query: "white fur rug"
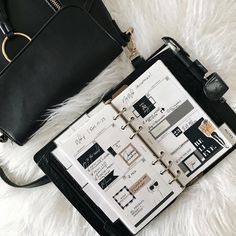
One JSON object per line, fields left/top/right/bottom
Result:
{"left": 0, "top": 0, "right": 236, "bottom": 235}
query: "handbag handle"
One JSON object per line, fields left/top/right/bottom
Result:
{"left": 0, "top": 166, "right": 51, "bottom": 188}
{"left": 0, "top": 0, "right": 32, "bottom": 62}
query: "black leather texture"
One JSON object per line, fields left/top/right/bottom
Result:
{"left": 0, "top": 5, "right": 123, "bottom": 145}
{"left": 0, "top": 0, "right": 53, "bottom": 69}
{"left": 0, "top": 0, "right": 126, "bottom": 70}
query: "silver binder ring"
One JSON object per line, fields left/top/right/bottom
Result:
{"left": 113, "top": 107, "right": 127, "bottom": 120}
{"left": 152, "top": 151, "right": 165, "bottom": 165}
{"left": 169, "top": 170, "right": 181, "bottom": 185}
{"left": 160, "top": 161, "right": 172, "bottom": 175}
{"left": 121, "top": 117, "right": 135, "bottom": 130}
{"left": 129, "top": 126, "right": 143, "bottom": 139}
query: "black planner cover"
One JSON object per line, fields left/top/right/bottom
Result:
{"left": 34, "top": 43, "right": 236, "bottom": 236}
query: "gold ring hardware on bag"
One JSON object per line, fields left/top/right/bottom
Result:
{"left": 1, "top": 32, "right": 31, "bottom": 62}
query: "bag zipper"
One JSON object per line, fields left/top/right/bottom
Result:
{"left": 45, "top": 0, "right": 63, "bottom": 12}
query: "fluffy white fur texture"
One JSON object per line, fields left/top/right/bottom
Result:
{"left": 0, "top": 0, "right": 236, "bottom": 235}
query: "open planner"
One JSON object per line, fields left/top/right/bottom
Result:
{"left": 35, "top": 39, "right": 236, "bottom": 236}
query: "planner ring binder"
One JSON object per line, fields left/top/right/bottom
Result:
{"left": 114, "top": 105, "right": 185, "bottom": 189}
{"left": 168, "top": 170, "right": 181, "bottom": 185}
{"left": 121, "top": 117, "right": 135, "bottom": 130}
{"left": 160, "top": 161, "right": 173, "bottom": 175}
{"left": 152, "top": 152, "right": 165, "bottom": 165}
{"left": 113, "top": 107, "right": 127, "bottom": 120}
{"left": 129, "top": 126, "right": 143, "bottom": 139}
{"left": 152, "top": 152, "right": 183, "bottom": 187}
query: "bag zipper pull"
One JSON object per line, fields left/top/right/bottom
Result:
{"left": 45, "top": 0, "right": 63, "bottom": 12}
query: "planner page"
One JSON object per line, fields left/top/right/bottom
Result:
{"left": 111, "top": 60, "right": 232, "bottom": 186}
{"left": 53, "top": 103, "right": 107, "bottom": 168}
{"left": 54, "top": 104, "right": 183, "bottom": 234}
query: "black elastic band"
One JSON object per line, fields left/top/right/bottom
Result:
{"left": 0, "top": 0, "right": 13, "bottom": 38}
{"left": 0, "top": 165, "right": 51, "bottom": 188}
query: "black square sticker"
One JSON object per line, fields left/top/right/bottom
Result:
{"left": 107, "top": 147, "right": 117, "bottom": 157}
{"left": 133, "top": 96, "right": 155, "bottom": 118}
{"left": 172, "top": 127, "right": 182, "bottom": 137}
{"left": 78, "top": 143, "right": 104, "bottom": 169}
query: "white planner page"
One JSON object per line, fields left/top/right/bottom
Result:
{"left": 55, "top": 104, "right": 183, "bottom": 234}
{"left": 112, "top": 60, "right": 232, "bottom": 186}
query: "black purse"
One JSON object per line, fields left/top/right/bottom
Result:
{"left": 0, "top": 0, "right": 130, "bottom": 145}
{"left": 0, "top": 0, "right": 132, "bottom": 187}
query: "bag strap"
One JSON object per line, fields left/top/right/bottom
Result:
{"left": 0, "top": 134, "right": 50, "bottom": 188}
{"left": 0, "top": 0, "right": 14, "bottom": 38}
{"left": 0, "top": 165, "right": 51, "bottom": 188}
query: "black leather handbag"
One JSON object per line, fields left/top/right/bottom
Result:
{"left": 0, "top": 0, "right": 131, "bottom": 188}
{"left": 0, "top": 0, "right": 129, "bottom": 146}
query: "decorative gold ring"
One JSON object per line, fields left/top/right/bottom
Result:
{"left": 1, "top": 32, "right": 31, "bottom": 62}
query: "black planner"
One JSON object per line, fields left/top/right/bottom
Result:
{"left": 34, "top": 38, "right": 236, "bottom": 236}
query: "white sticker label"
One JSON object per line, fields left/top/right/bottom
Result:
{"left": 219, "top": 124, "right": 236, "bottom": 145}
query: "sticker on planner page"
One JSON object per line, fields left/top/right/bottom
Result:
{"left": 78, "top": 143, "right": 104, "bottom": 169}
{"left": 133, "top": 95, "right": 156, "bottom": 118}
{"left": 113, "top": 186, "right": 136, "bottom": 210}
{"left": 107, "top": 146, "right": 117, "bottom": 157}
{"left": 184, "top": 118, "right": 228, "bottom": 158}
{"left": 219, "top": 123, "right": 236, "bottom": 145}
{"left": 183, "top": 154, "right": 202, "bottom": 172}
{"left": 149, "top": 100, "right": 194, "bottom": 140}
{"left": 98, "top": 170, "right": 119, "bottom": 190}
{"left": 158, "top": 114, "right": 231, "bottom": 177}
{"left": 119, "top": 144, "right": 141, "bottom": 166}
{"left": 129, "top": 174, "right": 151, "bottom": 195}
